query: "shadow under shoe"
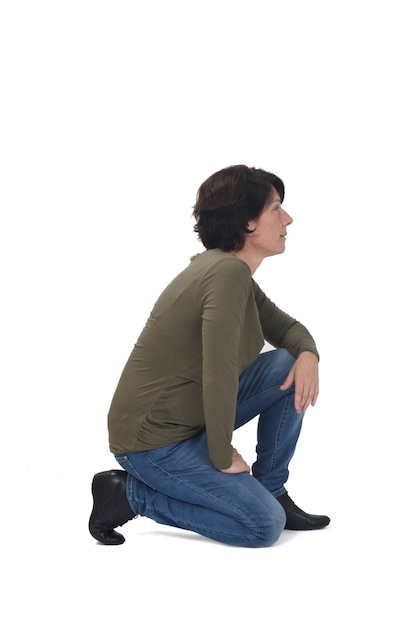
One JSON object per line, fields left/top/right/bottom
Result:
{"left": 89, "top": 470, "right": 136, "bottom": 545}
{"left": 277, "top": 492, "right": 330, "bottom": 531}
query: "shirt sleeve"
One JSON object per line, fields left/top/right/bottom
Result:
{"left": 199, "top": 258, "right": 252, "bottom": 469}
{"left": 253, "top": 280, "right": 320, "bottom": 360}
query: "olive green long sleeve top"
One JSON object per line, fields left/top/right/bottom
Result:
{"left": 107, "top": 249, "right": 319, "bottom": 469}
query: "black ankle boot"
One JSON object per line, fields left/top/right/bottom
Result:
{"left": 277, "top": 492, "right": 330, "bottom": 530}
{"left": 89, "top": 470, "right": 136, "bottom": 545}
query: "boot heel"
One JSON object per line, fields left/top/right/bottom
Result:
{"left": 89, "top": 470, "right": 136, "bottom": 545}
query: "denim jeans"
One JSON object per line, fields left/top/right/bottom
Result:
{"left": 115, "top": 348, "right": 304, "bottom": 547}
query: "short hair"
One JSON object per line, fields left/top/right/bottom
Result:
{"left": 192, "top": 165, "right": 285, "bottom": 251}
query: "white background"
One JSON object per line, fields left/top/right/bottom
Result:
{"left": 1, "top": 1, "right": 416, "bottom": 624}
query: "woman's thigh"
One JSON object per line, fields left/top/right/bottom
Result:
{"left": 115, "top": 431, "right": 282, "bottom": 525}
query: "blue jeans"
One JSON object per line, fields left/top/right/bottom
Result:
{"left": 115, "top": 349, "right": 304, "bottom": 547}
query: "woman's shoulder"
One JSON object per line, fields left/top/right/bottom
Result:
{"left": 191, "top": 249, "right": 250, "bottom": 277}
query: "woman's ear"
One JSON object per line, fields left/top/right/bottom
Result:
{"left": 246, "top": 219, "right": 257, "bottom": 234}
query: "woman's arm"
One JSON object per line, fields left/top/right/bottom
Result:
{"left": 253, "top": 280, "right": 319, "bottom": 360}
{"left": 199, "top": 259, "right": 252, "bottom": 470}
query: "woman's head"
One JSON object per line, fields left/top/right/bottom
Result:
{"left": 192, "top": 165, "right": 285, "bottom": 251}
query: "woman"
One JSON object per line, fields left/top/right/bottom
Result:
{"left": 89, "top": 164, "right": 330, "bottom": 547}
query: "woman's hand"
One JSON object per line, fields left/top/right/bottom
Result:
{"left": 279, "top": 351, "right": 319, "bottom": 413}
{"left": 220, "top": 448, "right": 251, "bottom": 474}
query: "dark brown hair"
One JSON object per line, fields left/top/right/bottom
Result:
{"left": 192, "top": 165, "right": 285, "bottom": 251}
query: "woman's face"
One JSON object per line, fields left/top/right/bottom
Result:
{"left": 246, "top": 188, "right": 293, "bottom": 258}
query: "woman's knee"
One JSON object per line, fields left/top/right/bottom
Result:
{"left": 270, "top": 347, "right": 295, "bottom": 370}
{"left": 259, "top": 348, "right": 296, "bottom": 388}
{"left": 245, "top": 503, "right": 286, "bottom": 548}
{"left": 252, "top": 516, "right": 285, "bottom": 548}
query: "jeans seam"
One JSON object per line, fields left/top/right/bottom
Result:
{"left": 269, "top": 393, "right": 291, "bottom": 475}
